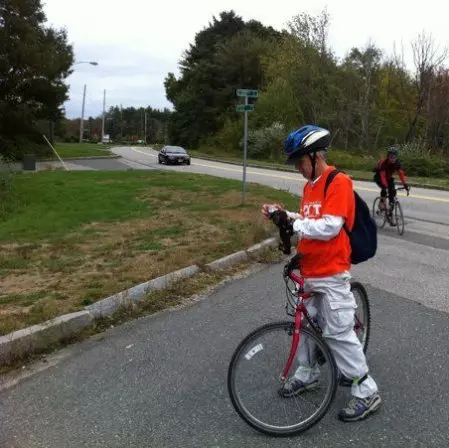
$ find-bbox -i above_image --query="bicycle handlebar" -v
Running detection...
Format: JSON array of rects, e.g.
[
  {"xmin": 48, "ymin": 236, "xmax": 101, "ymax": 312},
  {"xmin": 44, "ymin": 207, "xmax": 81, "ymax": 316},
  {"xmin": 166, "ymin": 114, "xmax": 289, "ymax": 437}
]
[
  {"xmin": 283, "ymin": 252, "xmax": 302, "ymax": 276},
  {"xmin": 396, "ymin": 186, "xmax": 411, "ymax": 196}
]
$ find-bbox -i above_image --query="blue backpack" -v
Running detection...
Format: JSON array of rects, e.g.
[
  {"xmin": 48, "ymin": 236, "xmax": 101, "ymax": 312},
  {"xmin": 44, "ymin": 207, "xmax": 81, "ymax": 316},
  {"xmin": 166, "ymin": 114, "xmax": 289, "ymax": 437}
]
[{"xmin": 324, "ymin": 169, "xmax": 377, "ymax": 264}]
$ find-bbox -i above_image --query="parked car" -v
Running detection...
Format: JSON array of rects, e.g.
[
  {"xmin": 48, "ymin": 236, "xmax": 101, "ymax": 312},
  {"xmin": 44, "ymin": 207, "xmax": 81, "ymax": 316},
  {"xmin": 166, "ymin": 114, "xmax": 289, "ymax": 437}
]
[{"xmin": 158, "ymin": 146, "xmax": 191, "ymax": 165}]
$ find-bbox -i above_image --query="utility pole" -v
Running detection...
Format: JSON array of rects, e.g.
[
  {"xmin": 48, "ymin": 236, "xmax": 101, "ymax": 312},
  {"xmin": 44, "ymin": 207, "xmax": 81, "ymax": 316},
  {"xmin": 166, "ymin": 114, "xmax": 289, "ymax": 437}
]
[
  {"xmin": 144, "ymin": 110, "xmax": 147, "ymax": 145},
  {"xmin": 79, "ymin": 84, "xmax": 86, "ymax": 143},
  {"xmin": 120, "ymin": 104, "xmax": 123, "ymax": 142},
  {"xmin": 101, "ymin": 89, "xmax": 106, "ymax": 142}
]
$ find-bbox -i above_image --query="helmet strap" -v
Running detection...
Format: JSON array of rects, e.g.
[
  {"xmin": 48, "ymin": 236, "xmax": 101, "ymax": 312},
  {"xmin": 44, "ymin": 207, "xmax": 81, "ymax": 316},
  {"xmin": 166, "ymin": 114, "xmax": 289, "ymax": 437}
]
[{"xmin": 308, "ymin": 152, "xmax": 317, "ymax": 181}]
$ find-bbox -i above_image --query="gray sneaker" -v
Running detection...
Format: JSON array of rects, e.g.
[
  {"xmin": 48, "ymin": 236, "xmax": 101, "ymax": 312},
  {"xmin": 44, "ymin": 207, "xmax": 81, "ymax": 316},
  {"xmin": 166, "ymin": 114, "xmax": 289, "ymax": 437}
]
[
  {"xmin": 278, "ymin": 378, "xmax": 319, "ymax": 398},
  {"xmin": 338, "ymin": 393, "xmax": 382, "ymax": 422}
]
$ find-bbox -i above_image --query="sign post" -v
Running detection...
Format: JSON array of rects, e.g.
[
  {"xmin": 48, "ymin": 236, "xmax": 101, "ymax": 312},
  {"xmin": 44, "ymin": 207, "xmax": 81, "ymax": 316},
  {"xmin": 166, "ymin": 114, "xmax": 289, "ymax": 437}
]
[{"xmin": 236, "ymin": 89, "xmax": 258, "ymax": 203}]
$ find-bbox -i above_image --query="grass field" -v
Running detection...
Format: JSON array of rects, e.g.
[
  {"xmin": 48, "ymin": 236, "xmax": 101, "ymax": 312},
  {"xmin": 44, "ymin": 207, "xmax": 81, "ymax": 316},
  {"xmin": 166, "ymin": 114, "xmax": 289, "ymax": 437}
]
[
  {"xmin": 0, "ymin": 170, "xmax": 299, "ymax": 335},
  {"xmin": 41, "ymin": 142, "xmax": 112, "ymax": 159}
]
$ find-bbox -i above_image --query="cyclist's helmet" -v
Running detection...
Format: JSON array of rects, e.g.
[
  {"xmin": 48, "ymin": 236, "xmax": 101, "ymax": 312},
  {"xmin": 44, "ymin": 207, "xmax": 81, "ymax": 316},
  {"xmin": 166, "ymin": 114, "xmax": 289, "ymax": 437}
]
[
  {"xmin": 284, "ymin": 125, "xmax": 331, "ymax": 165},
  {"xmin": 387, "ymin": 145, "xmax": 399, "ymax": 157}
]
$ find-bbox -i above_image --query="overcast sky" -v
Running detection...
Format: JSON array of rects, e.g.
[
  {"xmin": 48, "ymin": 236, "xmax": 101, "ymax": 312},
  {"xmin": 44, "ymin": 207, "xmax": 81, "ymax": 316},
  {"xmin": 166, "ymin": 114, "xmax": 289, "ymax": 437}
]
[{"xmin": 42, "ymin": 0, "xmax": 449, "ymax": 119}]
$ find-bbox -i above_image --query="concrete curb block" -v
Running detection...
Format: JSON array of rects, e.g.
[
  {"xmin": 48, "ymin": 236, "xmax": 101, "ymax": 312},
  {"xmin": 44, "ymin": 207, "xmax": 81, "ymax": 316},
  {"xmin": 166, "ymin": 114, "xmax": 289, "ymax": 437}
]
[
  {"xmin": 205, "ymin": 250, "xmax": 249, "ymax": 271},
  {"xmin": 0, "ymin": 311, "xmax": 93, "ymax": 364},
  {"xmin": 0, "ymin": 238, "xmax": 278, "ymax": 364},
  {"xmin": 85, "ymin": 265, "xmax": 201, "ymax": 318},
  {"xmin": 246, "ymin": 237, "xmax": 277, "ymax": 258}
]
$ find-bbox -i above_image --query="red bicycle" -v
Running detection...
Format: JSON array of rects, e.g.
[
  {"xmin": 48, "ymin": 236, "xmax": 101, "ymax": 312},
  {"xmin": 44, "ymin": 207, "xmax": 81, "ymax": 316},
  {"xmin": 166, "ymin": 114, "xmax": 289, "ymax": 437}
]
[{"xmin": 227, "ymin": 212, "xmax": 370, "ymax": 437}]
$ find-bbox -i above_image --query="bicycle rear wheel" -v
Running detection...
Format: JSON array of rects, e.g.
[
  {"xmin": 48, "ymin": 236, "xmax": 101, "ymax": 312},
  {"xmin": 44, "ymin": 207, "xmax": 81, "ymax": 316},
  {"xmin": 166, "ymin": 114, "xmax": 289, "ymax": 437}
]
[
  {"xmin": 395, "ymin": 200, "xmax": 405, "ymax": 235},
  {"xmin": 351, "ymin": 282, "xmax": 371, "ymax": 354},
  {"xmin": 228, "ymin": 322, "xmax": 338, "ymax": 437},
  {"xmin": 372, "ymin": 197, "xmax": 386, "ymax": 229}
]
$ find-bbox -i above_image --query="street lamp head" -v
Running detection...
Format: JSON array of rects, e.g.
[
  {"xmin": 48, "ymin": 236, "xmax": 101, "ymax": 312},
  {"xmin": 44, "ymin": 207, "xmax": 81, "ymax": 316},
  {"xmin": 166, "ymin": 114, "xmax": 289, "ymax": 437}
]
[{"xmin": 74, "ymin": 61, "xmax": 99, "ymax": 66}]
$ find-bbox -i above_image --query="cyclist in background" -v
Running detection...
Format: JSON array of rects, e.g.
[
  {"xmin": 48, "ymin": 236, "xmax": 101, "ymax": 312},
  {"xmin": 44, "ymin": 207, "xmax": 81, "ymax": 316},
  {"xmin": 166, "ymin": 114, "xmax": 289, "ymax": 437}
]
[{"xmin": 373, "ymin": 146, "xmax": 409, "ymax": 223}]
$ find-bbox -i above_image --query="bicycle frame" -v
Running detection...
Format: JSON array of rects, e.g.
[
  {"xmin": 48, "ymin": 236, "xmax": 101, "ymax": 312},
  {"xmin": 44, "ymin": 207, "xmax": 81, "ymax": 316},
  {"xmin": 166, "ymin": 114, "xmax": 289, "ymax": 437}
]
[
  {"xmin": 280, "ymin": 270, "xmax": 315, "ymax": 381},
  {"xmin": 280, "ymin": 267, "xmax": 366, "ymax": 381}
]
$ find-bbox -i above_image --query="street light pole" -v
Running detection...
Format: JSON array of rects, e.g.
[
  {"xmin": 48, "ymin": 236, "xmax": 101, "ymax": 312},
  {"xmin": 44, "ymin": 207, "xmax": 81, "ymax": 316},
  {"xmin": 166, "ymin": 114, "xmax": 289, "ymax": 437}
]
[
  {"xmin": 101, "ymin": 89, "xmax": 106, "ymax": 142},
  {"xmin": 75, "ymin": 61, "xmax": 98, "ymax": 144},
  {"xmin": 79, "ymin": 84, "xmax": 86, "ymax": 143}
]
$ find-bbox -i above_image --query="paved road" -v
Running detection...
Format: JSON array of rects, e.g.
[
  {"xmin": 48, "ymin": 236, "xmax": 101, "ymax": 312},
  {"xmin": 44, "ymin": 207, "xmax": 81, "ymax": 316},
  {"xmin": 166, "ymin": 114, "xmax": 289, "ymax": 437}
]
[
  {"xmin": 107, "ymin": 146, "xmax": 449, "ymax": 226},
  {"xmin": 1, "ymin": 147, "xmax": 448, "ymax": 447},
  {"xmin": 0, "ymin": 259, "xmax": 448, "ymax": 447}
]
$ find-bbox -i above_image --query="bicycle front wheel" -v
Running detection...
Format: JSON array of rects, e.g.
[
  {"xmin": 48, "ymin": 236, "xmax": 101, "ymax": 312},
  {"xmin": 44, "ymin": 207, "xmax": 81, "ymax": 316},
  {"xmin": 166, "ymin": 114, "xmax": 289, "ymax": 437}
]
[
  {"xmin": 227, "ymin": 322, "xmax": 338, "ymax": 437},
  {"xmin": 395, "ymin": 200, "xmax": 405, "ymax": 235},
  {"xmin": 372, "ymin": 197, "xmax": 386, "ymax": 229}
]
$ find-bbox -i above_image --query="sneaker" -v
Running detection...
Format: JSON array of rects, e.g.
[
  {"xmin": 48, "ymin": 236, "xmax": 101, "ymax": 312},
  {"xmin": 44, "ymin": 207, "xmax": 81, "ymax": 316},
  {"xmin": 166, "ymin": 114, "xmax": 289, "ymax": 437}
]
[
  {"xmin": 279, "ymin": 378, "xmax": 319, "ymax": 398},
  {"xmin": 338, "ymin": 393, "xmax": 382, "ymax": 422}
]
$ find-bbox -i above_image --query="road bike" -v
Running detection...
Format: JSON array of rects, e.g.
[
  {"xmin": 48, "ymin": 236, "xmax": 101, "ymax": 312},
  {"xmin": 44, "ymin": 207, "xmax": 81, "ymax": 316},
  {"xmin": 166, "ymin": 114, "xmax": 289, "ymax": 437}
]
[{"xmin": 372, "ymin": 186, "xmax": 410, "ymax": 236}]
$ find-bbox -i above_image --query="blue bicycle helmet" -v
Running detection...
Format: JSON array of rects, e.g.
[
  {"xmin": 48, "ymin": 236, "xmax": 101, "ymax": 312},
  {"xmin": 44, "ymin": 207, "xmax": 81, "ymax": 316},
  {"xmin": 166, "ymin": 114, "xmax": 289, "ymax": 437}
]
[{"xmin": 284, "ymin": 125, "xmax": 331, "ymax": 165}]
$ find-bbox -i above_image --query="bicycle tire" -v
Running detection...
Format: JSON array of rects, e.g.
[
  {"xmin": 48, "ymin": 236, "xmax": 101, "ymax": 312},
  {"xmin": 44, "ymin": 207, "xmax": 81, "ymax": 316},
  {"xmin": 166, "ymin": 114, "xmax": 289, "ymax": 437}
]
[
  {"xmin": 228, "ymin": 322, "xmax": 338, "ymax": 437},
  {"xmin": 372, "ymin": 197, "xmax": 386, "ymax": 229},
  {"xmin": 395, "ymin": 200, "xmax": 405, "ymax": 235},
  {"xmin": 350, "ymin": 281, "xmax": 371, "ymax": 354}
]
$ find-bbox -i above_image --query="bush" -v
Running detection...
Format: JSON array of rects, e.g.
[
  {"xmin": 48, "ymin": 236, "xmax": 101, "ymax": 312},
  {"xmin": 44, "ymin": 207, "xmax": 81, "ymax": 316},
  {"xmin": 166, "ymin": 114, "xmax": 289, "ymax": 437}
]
[
  {"xmin": 327, "ymin": 150, "xmax": 376, "ymax": 171},
  {"xmin": 0, "ymin": 155, "xmax": 15, "ymax": 218},
  {"xmin": 398, "ymin": 140, "xmax": 449, "ymax": 178},
  {"xmin": 244, "ymin": 122, "xmax": 285, "ymax": 161},
  {"xmin": 201, "ymin": 118, "xmax": 243, "ymax": 152}
]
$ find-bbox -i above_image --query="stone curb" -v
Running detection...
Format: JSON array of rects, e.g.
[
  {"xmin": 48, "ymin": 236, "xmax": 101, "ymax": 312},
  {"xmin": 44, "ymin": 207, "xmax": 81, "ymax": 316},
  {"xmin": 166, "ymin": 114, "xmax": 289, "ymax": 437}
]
[
  {"xmin": 0, "ymin": 238, "xmax": 278, "ymax": 365},
  {"xmin": 205, "ymin": 251, "xmax": 249, "ymax": 271},
  {"xmin": 85, "ymin": 265, "xmax": 201, "ymax": 318},
  {"xmin": 0, "ymin": 311, "xmax": 93, "ymax": 364},
  {"xmin": 246, "ymin": 237, "xmax": 277, "ymax": 257}
]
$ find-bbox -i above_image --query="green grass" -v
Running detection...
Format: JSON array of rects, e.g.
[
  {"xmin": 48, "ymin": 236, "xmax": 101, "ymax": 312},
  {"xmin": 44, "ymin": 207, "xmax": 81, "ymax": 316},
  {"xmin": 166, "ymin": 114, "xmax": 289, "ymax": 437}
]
[
  {"xmin": 41, "ymin": 142, "xmax": 112, "ymax": 159},
  {"xmin": 0, "ymin": 170, "xmax": 298, "ymax": 336}
]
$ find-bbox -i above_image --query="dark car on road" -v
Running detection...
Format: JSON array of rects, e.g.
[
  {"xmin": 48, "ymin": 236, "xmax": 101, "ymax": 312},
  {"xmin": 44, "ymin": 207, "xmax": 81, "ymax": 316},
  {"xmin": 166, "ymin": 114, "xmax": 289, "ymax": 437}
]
[{"xmin": 158, "ymin": 146, "xmax": 191, "ymax": 165}]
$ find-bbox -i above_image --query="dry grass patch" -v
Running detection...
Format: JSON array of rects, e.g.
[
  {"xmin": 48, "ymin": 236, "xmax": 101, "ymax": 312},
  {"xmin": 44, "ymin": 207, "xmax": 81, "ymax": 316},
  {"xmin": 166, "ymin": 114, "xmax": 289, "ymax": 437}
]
[{"xmin": 0, "ymin": 170, "xmax": 299, "ymax": 334}]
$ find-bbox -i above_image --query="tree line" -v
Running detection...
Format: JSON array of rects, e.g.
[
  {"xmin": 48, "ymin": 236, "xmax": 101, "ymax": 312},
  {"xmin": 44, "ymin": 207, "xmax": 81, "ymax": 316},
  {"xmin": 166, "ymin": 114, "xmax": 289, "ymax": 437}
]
[
  {"xmin": 164, "ymin": 9, "xmax": 449, "ymax": 161},
  {"xmin": 61, "ymin": 107, "xmax": 171, "ymax": 144},
  {"xmin": 3, "ymin": 1, "xmax": 449, "ymax": 168}
]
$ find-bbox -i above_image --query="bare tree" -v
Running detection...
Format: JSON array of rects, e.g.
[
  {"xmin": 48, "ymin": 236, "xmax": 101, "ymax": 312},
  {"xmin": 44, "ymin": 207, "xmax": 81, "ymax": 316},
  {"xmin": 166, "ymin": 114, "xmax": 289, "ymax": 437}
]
[{"xmin": 406, "ymin": 31, "xmax": 448, "ymax": 142}]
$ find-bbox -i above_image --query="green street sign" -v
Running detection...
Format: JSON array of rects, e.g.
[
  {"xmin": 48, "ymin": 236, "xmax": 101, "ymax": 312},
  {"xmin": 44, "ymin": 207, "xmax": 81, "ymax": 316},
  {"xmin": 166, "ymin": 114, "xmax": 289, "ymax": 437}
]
[
  {"xmin": 236, "ymin": 104, "xmax": 255, "ymax": 112},
  {"xmin": 237, "ymin": 89, "xmax": 258, "ymax": 98}
]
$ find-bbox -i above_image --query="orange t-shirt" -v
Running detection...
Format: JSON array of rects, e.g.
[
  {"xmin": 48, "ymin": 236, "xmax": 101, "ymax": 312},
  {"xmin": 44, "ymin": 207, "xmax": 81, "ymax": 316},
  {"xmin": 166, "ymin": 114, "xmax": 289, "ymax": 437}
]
[{"xmin": 297, "ymin": 166, "xmax": 355, "ymax": 278}]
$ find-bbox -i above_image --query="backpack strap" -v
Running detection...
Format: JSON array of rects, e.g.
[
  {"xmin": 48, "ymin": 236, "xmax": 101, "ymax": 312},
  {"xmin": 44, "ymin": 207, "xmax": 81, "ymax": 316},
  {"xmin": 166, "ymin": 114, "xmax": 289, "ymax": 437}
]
[
  {"xmin": 323, "ymin": 168, "xmax": 350, "ymax": 235},
  {"xmin": 324, "ymin": 169, "xmax": 342, "ymax": 197}
]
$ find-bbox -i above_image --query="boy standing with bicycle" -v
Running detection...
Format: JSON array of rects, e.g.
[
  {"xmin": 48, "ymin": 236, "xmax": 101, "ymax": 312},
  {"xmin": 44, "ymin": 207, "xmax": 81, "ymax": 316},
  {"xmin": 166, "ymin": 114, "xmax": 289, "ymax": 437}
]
[{"xmin": 262, "ymin": 125, "xmax": 381, "ymax": 422}]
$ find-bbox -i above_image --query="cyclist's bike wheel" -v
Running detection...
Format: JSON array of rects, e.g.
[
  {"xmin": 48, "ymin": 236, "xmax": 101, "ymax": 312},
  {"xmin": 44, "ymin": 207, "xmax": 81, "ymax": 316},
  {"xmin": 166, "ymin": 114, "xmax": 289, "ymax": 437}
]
[
  {"xmin": 228, "ymin": 323, "xmax": 338, "ymax": 437},
  {"xmin": 351, "ymin": 282, "xmax": 371, "ymax": 353},
  {"xmin": 395, "ymin": 201, "xmax": 405, "ymax": 235},
  {"xmin": 372, "ymin": 197, "xmax": 386, "ymax": 229}
]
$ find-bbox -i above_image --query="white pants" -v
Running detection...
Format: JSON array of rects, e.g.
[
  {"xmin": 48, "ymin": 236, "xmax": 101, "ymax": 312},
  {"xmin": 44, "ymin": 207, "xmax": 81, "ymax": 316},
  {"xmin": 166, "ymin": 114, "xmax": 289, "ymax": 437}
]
[{"xmin": 293, "ymin": 271, "xmax": 378, "ymax": 399}]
